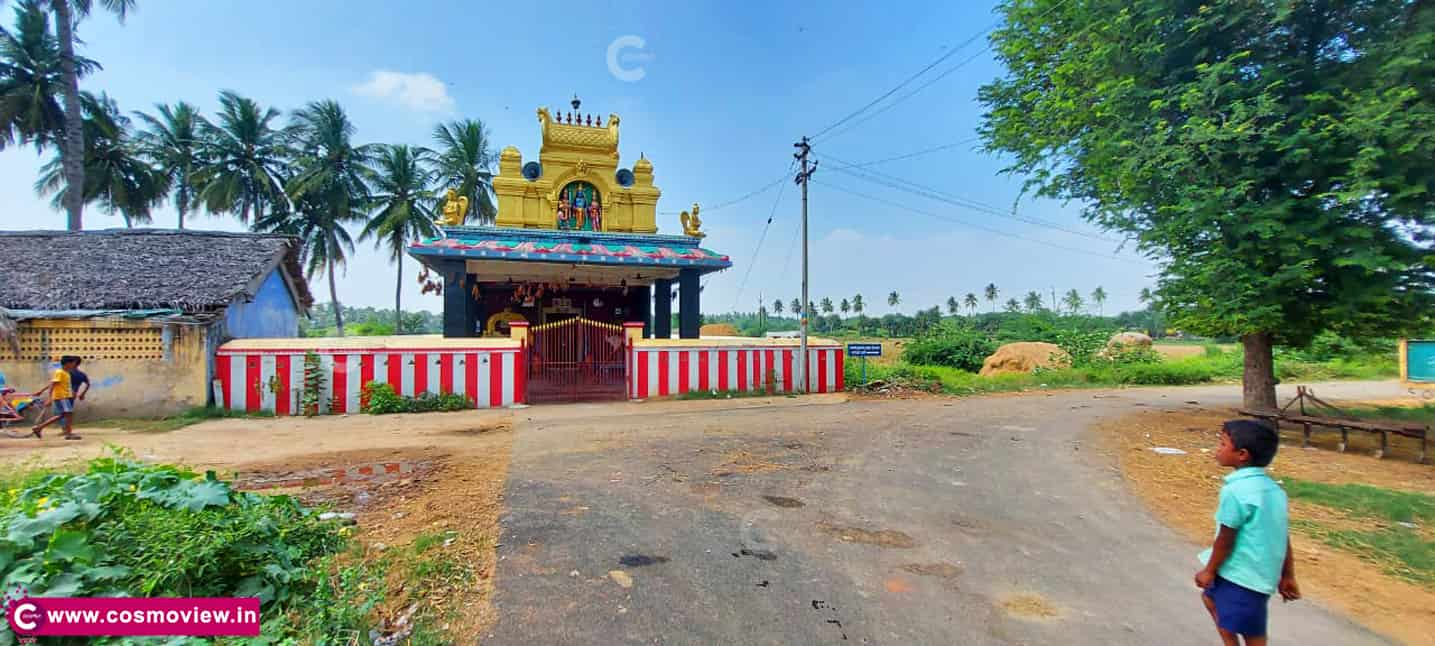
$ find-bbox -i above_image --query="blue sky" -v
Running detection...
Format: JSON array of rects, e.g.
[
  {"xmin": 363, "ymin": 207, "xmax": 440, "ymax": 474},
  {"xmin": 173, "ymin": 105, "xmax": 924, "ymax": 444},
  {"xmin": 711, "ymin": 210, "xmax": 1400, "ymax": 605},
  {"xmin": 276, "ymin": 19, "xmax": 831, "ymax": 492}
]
[{"xmin": 0, "ymin": 0, "xmax": 1155, "ymax": 316}]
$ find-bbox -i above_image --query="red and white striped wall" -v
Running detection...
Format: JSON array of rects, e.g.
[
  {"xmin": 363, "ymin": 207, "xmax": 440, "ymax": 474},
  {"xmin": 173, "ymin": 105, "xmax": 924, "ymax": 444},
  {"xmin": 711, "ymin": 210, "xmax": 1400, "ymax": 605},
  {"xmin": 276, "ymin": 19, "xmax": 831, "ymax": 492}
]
[
  {"xmin": 628, "ymin": 344, "xmax": 844, "ymax": 399},
  {"xmin": 215, "ymin": 345, "xmax": 525, "ymax": 415}
]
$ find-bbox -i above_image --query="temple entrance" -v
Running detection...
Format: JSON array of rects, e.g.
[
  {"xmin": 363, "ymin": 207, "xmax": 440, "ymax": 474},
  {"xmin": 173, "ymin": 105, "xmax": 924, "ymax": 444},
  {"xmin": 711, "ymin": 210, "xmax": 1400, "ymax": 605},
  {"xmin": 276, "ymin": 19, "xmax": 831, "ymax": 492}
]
[{"xmin": 527, "ymin": 317, "xmax": 627, "ymax": 403}]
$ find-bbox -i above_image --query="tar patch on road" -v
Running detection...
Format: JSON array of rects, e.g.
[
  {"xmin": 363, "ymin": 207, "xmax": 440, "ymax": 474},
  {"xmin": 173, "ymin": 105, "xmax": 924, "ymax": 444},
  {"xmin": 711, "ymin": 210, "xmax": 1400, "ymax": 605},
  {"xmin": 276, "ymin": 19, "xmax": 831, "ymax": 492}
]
[
  {"xmin": 900, "ymin": 562, "xmax": 962, "ymax": 578},
  {"xmin": 761, "ymin": 495, "xmax": 805, "ymax": 508},
  {"xmin": 731, "ymin": 548, "xmax": 777, "ymax": 561},
  {"xmin": 817, "ymin": 522, "xmax": 918, "ymax": 548},
  {"xmin": 618, "ymin": 555, "xmax": 669, "ymax": 567}
]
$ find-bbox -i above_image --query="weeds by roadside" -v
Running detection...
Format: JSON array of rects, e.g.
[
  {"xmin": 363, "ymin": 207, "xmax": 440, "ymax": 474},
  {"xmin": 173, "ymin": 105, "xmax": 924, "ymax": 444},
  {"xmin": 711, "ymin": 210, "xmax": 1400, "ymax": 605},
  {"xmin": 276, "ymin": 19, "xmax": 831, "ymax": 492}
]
[{"xmin": 87, "ymin": 406, "xmax": 270, "ymax": 433}]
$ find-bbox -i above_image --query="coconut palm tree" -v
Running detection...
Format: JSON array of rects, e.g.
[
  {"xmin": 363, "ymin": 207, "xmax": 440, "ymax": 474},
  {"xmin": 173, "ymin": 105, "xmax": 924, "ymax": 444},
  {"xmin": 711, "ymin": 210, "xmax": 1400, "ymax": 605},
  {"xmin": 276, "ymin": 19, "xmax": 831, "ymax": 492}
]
[
  {"xmin": 35, "ymin": 91, "xmax": 161, "ymax": 226},
  {"xmin": 772, "ymin": 299, "xmax": 784, "ymax": 315},
  {"xmin": 361, "ymin": 144, "xmax": 437, "ymax": 332},
  {"xmin": 196, "ymin": 90, "xmax": 289, "ymax": 224},
  {"xmin": 839, "ymin": 298, "xmax": 850, "ymax": 316},
  {"xmin": 1004, "ymin": 298, "xmax": 1021, "ymax": 313},
  {"xmin": 820, "ymin": 297, "xmax": 834, "ymax": 314},
  {"xmin": 790, "ymin": 298, "xmax": 801, "ymax": 315},
  {"xmin": 135, "ymin": 101, "xmax": 203, "ymax": 229},
  {"xmin": 984, "ymin": 283, "xmax": 999, "ymax": 312},
  {"xmin": 0, "ymin": 0, "xmax": 97, "ymax": 152},
  {"xmin": 963, "ymin": 292, "xmax": 979, "ymax": 315},
  {"xmin": 852, "ymin": 293, "xmax": 864, "ymax": 316},
  {"xmin": 1062, "ymin": 288, "xmax": 1084, "ymax": 315},
  {"xmin": 887, "ymin": 291, "xmax": 900, "ymax": 311},
  {"xmin": 946, "ymin": 296, "xmax": 959, "ymax": 316},
  {"xmin": 1139, "ymin": 287, "xmax": 1153, "ymax": 306},
  {"xmin": 432, "ymin": 118, "xmax": 497, "ymax": 224},
  {"xmin": 1023, "ymin": 290, "xmax": 1043, "ymax": 313},
  {"xmin": 49, "ymin": 0, "xmax": 135, "ymax": 230},
  {"xmin": 281, "ymin": 100, "xmax": 376, "ymax": 337},
  {"xmin": 1090, "ymin": 286, "xmax": 1108, "ymax": 316}
]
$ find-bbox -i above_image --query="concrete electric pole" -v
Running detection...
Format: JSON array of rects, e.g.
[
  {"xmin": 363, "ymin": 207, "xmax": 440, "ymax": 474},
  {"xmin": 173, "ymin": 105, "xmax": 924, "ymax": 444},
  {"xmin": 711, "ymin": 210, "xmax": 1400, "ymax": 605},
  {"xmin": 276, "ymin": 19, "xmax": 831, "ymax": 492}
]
[{"xmin": 793, "ymin": 138, "xmax": 817, "ymax": 393}]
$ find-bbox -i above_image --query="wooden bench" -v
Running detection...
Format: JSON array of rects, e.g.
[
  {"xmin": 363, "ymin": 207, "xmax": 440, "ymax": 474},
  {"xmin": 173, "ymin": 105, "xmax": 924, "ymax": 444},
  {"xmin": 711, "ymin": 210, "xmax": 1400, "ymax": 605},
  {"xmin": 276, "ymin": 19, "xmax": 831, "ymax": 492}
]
[{"xmin": 1239, "ymin": 408, "xmax": 1428, "ymax": 464}]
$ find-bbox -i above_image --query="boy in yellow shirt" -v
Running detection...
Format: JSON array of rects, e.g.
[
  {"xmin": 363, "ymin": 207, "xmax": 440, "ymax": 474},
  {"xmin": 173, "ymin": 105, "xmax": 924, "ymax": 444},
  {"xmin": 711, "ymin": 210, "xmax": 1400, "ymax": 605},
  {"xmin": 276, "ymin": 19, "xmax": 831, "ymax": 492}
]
[{"xmin": 31, "ymin": 356, "xmax": 82, "ymax": 440}]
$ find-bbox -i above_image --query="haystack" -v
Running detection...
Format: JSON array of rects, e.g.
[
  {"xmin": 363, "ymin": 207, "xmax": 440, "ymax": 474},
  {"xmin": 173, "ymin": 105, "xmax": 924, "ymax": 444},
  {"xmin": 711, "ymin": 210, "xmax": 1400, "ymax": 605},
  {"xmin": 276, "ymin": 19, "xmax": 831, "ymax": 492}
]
[
  {"xmin": 700, "ymin": 323, "xmax": 739, "ymax": 337},
  {"xmin": 979, "ymin": 342, "xmax": 1071, "ymax": 376},
  {"xmin": 1107, "ymin": 332, "xmax": 1153, "ymax": 349}
]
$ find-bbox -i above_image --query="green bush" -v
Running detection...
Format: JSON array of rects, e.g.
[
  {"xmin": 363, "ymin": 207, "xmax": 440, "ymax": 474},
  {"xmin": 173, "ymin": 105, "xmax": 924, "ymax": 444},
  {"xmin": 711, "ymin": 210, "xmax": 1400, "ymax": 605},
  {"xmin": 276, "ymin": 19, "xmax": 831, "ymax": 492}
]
[
  {"xmin": 361, "ymin": 383, "xmax": 473, "ymax": 415},
  {"xmin": 1054, "ymin": 329, "xmax": 1111, "ymax": 366},
  {"xmin": 903, "ymin": 325, "xmax": 997, "ymax": 372},
  {"xmin": 0, "ymin": 453, "xmax": 368, "ymax": 642}
]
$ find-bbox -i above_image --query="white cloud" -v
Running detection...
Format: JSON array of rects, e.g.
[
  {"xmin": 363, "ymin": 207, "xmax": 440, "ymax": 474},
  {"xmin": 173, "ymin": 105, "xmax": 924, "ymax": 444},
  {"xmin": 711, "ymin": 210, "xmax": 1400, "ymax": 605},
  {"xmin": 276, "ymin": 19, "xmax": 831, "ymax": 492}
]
[{"xmin": 351, "ymin": 70, "xmax": 456, "ymax": 113}]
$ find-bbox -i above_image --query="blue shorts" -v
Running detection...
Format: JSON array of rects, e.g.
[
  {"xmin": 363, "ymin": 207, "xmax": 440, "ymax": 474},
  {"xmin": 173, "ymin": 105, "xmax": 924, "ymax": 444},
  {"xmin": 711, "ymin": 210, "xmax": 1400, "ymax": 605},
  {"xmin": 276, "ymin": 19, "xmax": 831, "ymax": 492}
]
[
  {"xmin": 1204, "ymin": 576, "xmax": 1269, "ymax": 636},
  {"xmin": 52, "ymin": 398, "xmax": 74, "ymax": 415}
]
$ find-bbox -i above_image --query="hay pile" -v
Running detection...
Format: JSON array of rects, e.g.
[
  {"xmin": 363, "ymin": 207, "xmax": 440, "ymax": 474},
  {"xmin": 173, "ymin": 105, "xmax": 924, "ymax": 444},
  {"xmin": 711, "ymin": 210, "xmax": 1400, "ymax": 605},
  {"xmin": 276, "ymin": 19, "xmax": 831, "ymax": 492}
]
[
  {"xmin": 1108, "ymin": 332, "xmax": 1153, "ymax": 348},
  {"xmin": 979, "ymin": 342, "xmax": 1070, "ymax": 376},
  {"xmin": 700, "ymin": 323, "xmax": 740, "ymax": 336}
]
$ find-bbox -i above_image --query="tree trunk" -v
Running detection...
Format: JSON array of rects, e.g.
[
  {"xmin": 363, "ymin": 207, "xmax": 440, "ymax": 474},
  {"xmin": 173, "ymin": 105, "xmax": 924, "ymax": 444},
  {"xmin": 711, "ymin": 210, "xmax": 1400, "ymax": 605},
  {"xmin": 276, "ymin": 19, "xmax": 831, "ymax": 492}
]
[
  {"xmin": 394, "ymin": 255, "xmax": 403, "ymax": 334},
  {"xmin": 329, "ymin": 263, "xmax": 345, "ymax": 337},
  {"xmin": 52, "ymin": 0, "xmax": 85, "ymax": 231},
  {"xmin": 1241, "ymin": 332, "xmax": 1278, "ymax": 411}
]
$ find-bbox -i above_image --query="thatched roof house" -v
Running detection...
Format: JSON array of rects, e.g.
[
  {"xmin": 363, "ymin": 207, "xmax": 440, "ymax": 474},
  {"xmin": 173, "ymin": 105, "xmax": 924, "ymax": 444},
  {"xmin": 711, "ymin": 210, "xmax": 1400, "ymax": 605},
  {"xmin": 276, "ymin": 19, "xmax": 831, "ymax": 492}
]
[
  {"xmin": 0, "ymin": 229, "xmax": 312, "ymax": 316},
  {"xmin": 0, "ymin": 230, "xmax": 315, "ymax": 417}
]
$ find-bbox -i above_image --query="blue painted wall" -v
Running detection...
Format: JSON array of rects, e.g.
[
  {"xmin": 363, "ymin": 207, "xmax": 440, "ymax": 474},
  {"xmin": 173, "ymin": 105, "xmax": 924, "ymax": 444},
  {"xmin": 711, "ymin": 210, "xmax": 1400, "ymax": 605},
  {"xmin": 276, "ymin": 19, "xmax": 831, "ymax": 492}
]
[{"xmin": 224, "ymin": 269, "xmax": 299, "ymax": 338}]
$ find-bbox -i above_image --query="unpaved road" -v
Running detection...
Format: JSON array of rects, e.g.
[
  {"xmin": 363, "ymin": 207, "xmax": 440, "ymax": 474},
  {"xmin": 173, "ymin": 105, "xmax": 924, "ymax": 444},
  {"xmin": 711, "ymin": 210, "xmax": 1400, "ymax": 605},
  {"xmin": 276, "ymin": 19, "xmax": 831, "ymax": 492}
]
[{"xmin": 487, "ymin": 383, "xmax": 1403, "ymax": 645}]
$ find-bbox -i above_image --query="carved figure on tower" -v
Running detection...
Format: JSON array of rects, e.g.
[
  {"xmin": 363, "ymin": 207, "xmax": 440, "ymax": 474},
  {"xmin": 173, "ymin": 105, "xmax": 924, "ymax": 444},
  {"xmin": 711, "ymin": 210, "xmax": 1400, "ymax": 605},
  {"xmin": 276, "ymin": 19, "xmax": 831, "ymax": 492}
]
[
  {"xmin": 680, "ymin": 202, "xmax": 704, "ymax": 238},
  {"xmin": 439, "ymin": 189, "xmax": 470, "ymax": 226}
]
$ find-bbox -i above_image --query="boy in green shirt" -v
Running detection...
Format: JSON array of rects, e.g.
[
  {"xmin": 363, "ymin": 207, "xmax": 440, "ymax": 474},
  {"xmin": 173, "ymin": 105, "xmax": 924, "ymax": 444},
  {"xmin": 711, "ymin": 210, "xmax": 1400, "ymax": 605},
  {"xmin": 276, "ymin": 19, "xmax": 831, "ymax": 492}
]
[{"xmin": 1196, "ymin": 419, "xmax": 1301, "ymax": 645}]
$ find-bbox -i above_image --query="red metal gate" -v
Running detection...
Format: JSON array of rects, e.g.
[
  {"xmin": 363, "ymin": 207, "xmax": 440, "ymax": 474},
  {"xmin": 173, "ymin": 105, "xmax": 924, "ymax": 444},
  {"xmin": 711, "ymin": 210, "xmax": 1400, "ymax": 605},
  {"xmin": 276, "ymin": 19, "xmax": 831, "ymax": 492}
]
[{"xmin": 527, "ymin": 317, "xmax": 627, "ymax": 403}]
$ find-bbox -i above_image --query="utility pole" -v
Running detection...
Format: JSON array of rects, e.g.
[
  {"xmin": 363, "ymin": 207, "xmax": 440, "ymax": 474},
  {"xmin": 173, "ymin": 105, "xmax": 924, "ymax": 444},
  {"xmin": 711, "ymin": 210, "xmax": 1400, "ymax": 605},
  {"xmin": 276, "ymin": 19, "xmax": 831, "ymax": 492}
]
[{"xmin": 793, "ymin": 137, "xmax": 817, "ymax": 393}]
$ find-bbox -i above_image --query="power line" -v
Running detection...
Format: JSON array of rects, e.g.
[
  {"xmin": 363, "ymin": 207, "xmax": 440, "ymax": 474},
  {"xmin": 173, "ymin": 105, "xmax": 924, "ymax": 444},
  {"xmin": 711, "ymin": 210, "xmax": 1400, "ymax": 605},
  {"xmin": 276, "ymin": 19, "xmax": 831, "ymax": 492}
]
[
  {"xmin": 809, "ymin": 22, "xmax": 999, "ymax": 141},
  {"xmin": 812, "ymin": 0, "xmax": 1078, "ymax": 144},
  {"xmin": 820, "ymin": 152, "xmax": 1119, "ymax": 243},
  {"xmin": 730, "ymin": 160, "xmax": 796, "ymax": 310},
  {"xmin": 658, "ymin": 171, "xmax": 787, "ymax": 216},
  {"xmin": 822, "ymin": 137, "xmax": 982, "ymax": 171},
  {"xmin": 811, "ymin": 178, "xmax": 1144, "ymax": 266}
]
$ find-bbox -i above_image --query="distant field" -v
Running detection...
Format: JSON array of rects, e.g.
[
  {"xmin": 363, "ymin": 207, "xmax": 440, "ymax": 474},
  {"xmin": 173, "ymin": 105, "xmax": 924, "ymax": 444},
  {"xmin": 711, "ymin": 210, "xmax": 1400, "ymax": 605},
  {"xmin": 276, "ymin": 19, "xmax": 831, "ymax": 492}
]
[{"xmin": 1152, "ymin": 342, "xmax": 1236, "ymax": 359}]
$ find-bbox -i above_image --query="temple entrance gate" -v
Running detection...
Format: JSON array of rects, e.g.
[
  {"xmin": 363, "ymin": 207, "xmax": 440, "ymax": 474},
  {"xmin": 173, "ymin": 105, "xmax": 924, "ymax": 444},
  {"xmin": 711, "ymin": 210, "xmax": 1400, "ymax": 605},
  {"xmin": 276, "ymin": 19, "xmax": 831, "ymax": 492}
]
[{"xmin": 527, "ymin": 317, "xmax": 627, "ymax": 403}]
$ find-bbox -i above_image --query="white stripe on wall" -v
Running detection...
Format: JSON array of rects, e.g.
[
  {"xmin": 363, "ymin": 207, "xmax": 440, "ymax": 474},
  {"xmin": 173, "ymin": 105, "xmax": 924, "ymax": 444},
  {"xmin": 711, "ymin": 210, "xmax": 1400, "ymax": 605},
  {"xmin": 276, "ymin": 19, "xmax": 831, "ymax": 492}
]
[
  {"xmin": 687, "ymin": 351, "xmax": 700, "ymax": 392},
  {"xmin": 666, "ymin": 351, "xmax": 679, "ymax": 395},
  {"xmin": 400, "ymin": 353, "xmax": 415, "ymax": 397},
  {"xmin": 476, "ymin": 353, "xmax": 492, "ymax": 407},
  {"xmin": 646, "ymin": 351, "xmax": 659, "ymax": 397},
  {"xmin": 426, "ymin": 354, "xmax": 441, "ymax": 395},
  {"xmin": 229, "ymin": 356, "xmax": 245, "ymax": 412},
  {"xmin": 726, "ymin": 351, "xmax": 738, "ymax": 392},
  {"xmin": 259, "ymin": 355, "xmax": 276, "ymax": 413},
  {"xmin": 808, "ymin": 350, "xmax": 818, "ymax": 393},
  {"xmin": 826, "ymin": 349, "xmax": 837, "ymax": 392},
  {"xmin": 707, "ymin": 350, "xmax": 719, "ymax": 391},
  {"xmin": 373, "ymin": 353, "xmax": 388, "ymax": 384},
  {"xmin": 346, "ymin": 354, "xmax": 362, "ymax": 412},
  {"xmin": 500, "ymin": 352, "xmax": 515, "ymax": 405},
  {"xmin": 319, "ymin": 354, "xmax": 335, "ymax": 414},
  {"xmin": 289, "ymin": 354, "xmax": 304, "ymax": 415}
]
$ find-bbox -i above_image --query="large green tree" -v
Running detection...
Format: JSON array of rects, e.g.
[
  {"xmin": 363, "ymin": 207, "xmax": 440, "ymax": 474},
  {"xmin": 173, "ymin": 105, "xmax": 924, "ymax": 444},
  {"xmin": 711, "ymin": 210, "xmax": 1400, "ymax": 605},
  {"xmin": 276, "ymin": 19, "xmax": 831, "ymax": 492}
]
[
  {"xmin": 196, "ymin": 91, "xmax": 289, "ymax": 224},
  {"xmin": 0, "ymin": 0, "xmax": 96, "ymax": 152},
  {"xmin": 135, "ymin": 101, "xmax": 204, "ymax": 229},
  {"xmin": 982, "ymin": 0, "xmax": 1435, "ymax": 408},
  {"xmin": 35, "ymin": 92, "xmax": 160, "ymax": 226},
  {"xmin": 432, "ymin": 118, "xmax": 497, "ymax": 224},
  {"xmin": 49, "ymin": 0, "xmax": 134, "ymax": 230},
  {"xmin": 361, "ymin": 144, "xmax": 437, "ymax": 333},
  {"xmin": 282, "ymin": 100, "xmax": 375, "ymax": 337}
]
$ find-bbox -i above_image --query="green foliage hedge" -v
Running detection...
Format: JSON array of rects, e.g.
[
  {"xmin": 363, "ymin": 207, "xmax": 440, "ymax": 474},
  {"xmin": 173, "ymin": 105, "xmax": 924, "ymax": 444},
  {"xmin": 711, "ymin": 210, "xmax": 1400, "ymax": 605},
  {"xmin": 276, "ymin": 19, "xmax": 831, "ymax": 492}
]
[
  {"xmin": 903, "ymin": 324, "xmax": 997, "ymax": 372},
  {"xmin": 0, "ymin": 454, "xmax": 374, "ymax": 643},
  {"xmin": 361, "ymin": 383, "xmax": 473, "ymax": 415}
]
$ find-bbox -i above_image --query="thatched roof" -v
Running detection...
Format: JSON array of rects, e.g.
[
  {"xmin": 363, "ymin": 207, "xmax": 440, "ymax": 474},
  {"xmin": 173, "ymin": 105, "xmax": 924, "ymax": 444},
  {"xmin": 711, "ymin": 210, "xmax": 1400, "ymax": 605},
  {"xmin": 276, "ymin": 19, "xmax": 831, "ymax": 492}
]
[{"xmin": 0, "ymin": 229, "xmax": 313, "ymax": 314}]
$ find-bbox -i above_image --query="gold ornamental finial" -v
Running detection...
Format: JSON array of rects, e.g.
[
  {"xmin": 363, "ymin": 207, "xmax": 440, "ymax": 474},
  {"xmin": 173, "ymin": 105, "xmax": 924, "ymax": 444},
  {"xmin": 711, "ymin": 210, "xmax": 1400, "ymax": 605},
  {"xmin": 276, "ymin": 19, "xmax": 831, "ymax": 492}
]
[
  {"xmin": 439, "ymin": 188, "xmax": 469, "ymax": 226},
  {"xmin": 680, "ymin": 202, "xmax": 704, "ymax": 238}
]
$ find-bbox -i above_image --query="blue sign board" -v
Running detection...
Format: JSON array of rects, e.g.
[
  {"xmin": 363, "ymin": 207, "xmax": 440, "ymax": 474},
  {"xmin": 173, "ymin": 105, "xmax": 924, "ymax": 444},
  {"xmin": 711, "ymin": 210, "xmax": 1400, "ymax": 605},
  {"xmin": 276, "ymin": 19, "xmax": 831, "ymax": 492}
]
[
  {"xmin": 847, "ymin": 343, "xmax": 883, "ymax": 357},
  {"xmin": 1408, "ymin": 340, "xmax": 1435, "ymax": 383}
]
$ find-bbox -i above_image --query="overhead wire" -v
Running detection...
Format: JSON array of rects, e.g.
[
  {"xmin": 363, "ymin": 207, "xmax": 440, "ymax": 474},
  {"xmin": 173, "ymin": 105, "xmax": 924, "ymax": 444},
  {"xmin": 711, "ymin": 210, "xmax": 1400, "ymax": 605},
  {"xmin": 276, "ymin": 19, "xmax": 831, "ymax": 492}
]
[
  {"xmin": 810, "ymin": 178, "xmax": 1144, "ymax": 266},
  {"xmin": 728, "ymin": 161, "xmax": 797, "ymax": 309}
]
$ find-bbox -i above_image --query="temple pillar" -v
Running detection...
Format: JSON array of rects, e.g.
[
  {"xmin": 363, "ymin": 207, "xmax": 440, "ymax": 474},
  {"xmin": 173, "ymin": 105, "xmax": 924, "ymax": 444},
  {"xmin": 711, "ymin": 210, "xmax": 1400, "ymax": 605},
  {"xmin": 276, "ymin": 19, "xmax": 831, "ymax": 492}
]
[
  {"xmin": 441, "ymin": 262, "xmax": 476, "ymax": 338},
  {"xmin": 653, "ymin": 278, "xmax": 673, "ymax": 339},
  {"xmin": 678, "ymin": 269, "xmax": 700, "ymax": 339}
]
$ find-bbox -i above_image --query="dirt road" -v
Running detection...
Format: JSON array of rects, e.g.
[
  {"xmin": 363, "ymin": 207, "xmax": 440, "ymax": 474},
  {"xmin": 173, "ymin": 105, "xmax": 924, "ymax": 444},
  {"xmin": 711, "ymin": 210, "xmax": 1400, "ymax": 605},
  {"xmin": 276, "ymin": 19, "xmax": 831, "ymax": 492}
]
[{"xmin": 486, "ymin": 383, "xmax": 1400, "ymax": 645}]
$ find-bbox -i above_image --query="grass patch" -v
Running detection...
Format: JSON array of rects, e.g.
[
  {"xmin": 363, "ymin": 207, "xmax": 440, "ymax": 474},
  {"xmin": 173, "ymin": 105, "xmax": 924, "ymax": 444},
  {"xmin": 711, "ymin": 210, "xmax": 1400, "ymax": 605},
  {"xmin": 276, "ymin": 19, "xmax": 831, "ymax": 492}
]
[
  {"xmin": 412, "ymin": 530, "xmax": 457, "ymax": 555},
  {"xmin": 1337, "ymin": 403, "xmax": 1435, "ymax": 426},
  {"xmin": 88, "ymin": 406, "xmax": 269, "ymax": 433},
  {"xmin": 1285, "ymin": 479, "xmax": 1435, "ymax": 524},
  {"xmin": 1293, "ymin": 520, "xmax": 1435, "ymax": 586}
]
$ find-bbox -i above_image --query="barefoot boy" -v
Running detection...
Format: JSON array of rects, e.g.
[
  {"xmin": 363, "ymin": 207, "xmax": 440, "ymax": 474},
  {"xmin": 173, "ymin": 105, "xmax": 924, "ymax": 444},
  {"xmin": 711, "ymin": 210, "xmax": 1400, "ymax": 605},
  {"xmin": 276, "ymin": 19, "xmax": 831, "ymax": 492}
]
[
  {"xmin": 31, "ymin": 355, "xmax": 83, "ymax": 440},
  {"xmin": 1196, "ymin": 419, "xmax": 1300, "ymax": 645}
]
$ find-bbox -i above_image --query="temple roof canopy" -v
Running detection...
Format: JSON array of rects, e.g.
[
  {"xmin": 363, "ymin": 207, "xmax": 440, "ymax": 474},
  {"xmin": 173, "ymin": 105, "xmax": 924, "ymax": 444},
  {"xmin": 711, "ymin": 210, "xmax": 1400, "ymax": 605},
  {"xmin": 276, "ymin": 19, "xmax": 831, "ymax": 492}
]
[{"xmin": 410, "ymin": 226, "xmax": 731, "ymax": 283}]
